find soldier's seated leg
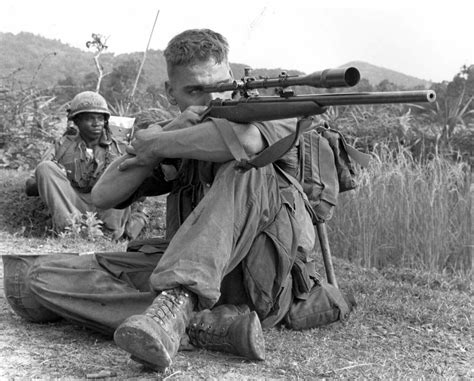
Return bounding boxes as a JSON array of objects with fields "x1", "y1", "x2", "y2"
[{"x1": 4, "y1": 251, "x2": 161, "y2": 336}]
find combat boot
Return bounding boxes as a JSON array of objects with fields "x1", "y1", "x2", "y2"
[
  {"x1": 114, "y1": 287, "x2": 196, "y2": 370},
  {"x1": 187, "y1": 304, "x2": 265, "y2": 361}
]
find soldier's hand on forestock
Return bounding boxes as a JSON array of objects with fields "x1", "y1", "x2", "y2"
[
  {"x1": 120, "y1": 125, "x2": 164, "y2": 172},
  {"x1": 119, "y1": 106, "x2": 208, "y2": 172}
]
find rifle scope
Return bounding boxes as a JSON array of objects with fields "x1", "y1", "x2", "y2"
[{"x1": 201, "y1": 67, "x2": 361, "y2": 93}]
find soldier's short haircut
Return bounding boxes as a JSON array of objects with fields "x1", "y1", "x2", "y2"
[{"x1": 164, "y1": 29, "x2": 229, "y2": 75}]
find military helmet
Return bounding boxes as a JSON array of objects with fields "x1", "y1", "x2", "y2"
[{"x1": 67, "y1": 91, "x2": 111, "y2": 120}]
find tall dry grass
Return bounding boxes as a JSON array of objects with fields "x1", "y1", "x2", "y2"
[{"x1": 328, "y1": 144, "x2": 472, "y2": 273}]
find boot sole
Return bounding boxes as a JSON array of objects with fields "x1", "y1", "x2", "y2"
[
  {"x1": 114, "y1": 316, "x2": 172, "y2": 370},
  {"x1": 247, "y1": 311, "x2": 266, "y2": 361}
]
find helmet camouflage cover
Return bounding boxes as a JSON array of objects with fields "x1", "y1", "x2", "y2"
[{"x1": 68, "y1": 91, "x2": 111, "y2": 120}]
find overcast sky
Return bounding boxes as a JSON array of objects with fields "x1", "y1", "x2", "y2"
[{"x1": 1, "y1": 0, "x2": 472, "y2": 83}]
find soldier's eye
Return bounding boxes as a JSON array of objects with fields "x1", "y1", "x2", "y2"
[{"x1": 189, "y1": 88, "x2": 202, "y2": 96}]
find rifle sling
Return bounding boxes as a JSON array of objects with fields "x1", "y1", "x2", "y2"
[
  {"x1": 210, "y1": 117, "x2": 250, "y2": 163},
  {"x1": 236, "y1": 118, "x2": 311, "y2": 171},
  {"x1": 209, "y1": 117, "x2": 310, "y2": 172}
]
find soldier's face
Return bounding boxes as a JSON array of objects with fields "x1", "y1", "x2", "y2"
[
  {"x1": 165, "y1": 58, "x2": 234, "y2": 112},
  {"x1": 74, "y1": 112, "x2": 106, "y2": 142}
]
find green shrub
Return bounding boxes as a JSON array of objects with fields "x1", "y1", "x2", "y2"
[
  {"x1": 0, "y1": 87, "x2": 64, "y2": 170},
  {"x1": 59, "y1": 211, "x2": 104, "y2": 241}
]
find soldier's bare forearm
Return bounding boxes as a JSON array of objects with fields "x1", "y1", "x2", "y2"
[{"x1": 91, "y1": 154, "x2": 153, "y2": 209}]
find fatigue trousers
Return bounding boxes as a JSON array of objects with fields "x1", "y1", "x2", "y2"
[
  {"x1": 36, "y1": 160, "x2": 131, "y2": 238},
  {"x1": 7, "y1": 162, "x2": 312, "y2": 335}
]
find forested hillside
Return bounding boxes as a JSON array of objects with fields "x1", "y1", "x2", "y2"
[
  {"x1": 0, "y1": 32, "x2": 110, "y2": 88},
  {"x1": 1, "y1": 32, "x2": 432, "y2": 91}
]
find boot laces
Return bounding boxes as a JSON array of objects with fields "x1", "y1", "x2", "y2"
[
  {"x1": 189, "y1": 317, "x2": 234, "y2": 347},
  {"x1": 146, "y1": 289, "x2": 188, "y2": 326}
]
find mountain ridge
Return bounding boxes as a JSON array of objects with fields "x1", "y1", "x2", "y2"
[
  {"x1": 0, "y1": 32, "x2": 431, "y2": 90},
  {"x1": 339, "y1": 60, "x2": 431, "y2": 89}
]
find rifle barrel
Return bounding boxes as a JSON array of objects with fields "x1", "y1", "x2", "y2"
[
  {"x1": 210, "y1": 90, "x2": 436, "y2": 107},
  {"x1": 302, "y1": 90, "x2": 436, "y2": 105}
]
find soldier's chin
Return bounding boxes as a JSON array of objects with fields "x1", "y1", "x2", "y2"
[{"x1": 85, "y1": 131, "x2": 102, "y2": 140}]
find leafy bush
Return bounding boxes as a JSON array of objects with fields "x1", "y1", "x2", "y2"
[
  {"x1": 59, "y1": 211, "x2": 104, "y2": 241},
  {"x1": 0, "y1": 87, "x2": 65, "y2": 170}
]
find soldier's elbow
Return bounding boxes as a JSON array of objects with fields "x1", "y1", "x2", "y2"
[{"x1": 236, "y1": 124, "x2": 265, "y2": 155}]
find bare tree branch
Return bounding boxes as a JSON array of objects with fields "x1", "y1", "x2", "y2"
[{"x1": 86, "y1": 34, "x2": 109, "y2": 92}]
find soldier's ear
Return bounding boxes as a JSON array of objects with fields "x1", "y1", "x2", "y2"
[{"x1": 165, "y1": 81, "x2": 178, "y2": 106}]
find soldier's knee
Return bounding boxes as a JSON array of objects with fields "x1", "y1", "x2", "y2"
[
  {"x1": 2, "y1": 255, "x2": 61, "y2": 323},
  {"x1": 35, "y1": 160, "x2": 58, "y2": 178}
]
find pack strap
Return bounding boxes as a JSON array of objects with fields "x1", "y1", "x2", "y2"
[
  {"x1": 318, "y1": 125, "x2": 371, "y2": 168},
  {"x1": 210, "y1": 117, "x2": 313, "y2": 171},
  {"x1": 241, "y1": 118, "x2": 310, "y2": 170},
  {"x1": 345, "y1": 144, "x2": 371, "y2": 168}
]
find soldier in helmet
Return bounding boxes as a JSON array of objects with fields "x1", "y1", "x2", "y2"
[{"x1": 25, "y1": 91, "x2": 148, "y2": 240}]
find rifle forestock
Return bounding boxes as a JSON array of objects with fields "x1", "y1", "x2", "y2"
[{"x1": 205, "y1": 90, "x2": 436, "y2": 123}]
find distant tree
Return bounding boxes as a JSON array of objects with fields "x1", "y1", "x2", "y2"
[
  {"x1": 448, "y1": 64, "x2": 474, "y2": 101},
  {"x1": 85, "y1": 33, "x2": 109, "y2": 92},
  {"x1": 463, "y1": 64, "x2": 474, "y2": 98},
  {"x1": 54, "y1": 76, "x2": 80, "y2": 104},
  {"x1": 100, "y1": 59, "x2": 145, "y2": 115},
  {"x1": 353, "y1": 78, "x2": 373, "y2": 92},
  {"x1": 102, "y1": 59, "x2": 141, "y2": 101},
  {"x1": 410, "y1": 64, "x2": 473, "y2": 156},
  {"x1": 376, "y1": 79, "x2": 399, "y2": 92},
  {"x1": 81, "y1": 72, "x2": 98, "y2": 92},
  {"x1": 145, "y1": 84, "x2": 167, "y2": 106},
  {"x1": 30, "y1": 52, "x2": 57, "y2": 88}
]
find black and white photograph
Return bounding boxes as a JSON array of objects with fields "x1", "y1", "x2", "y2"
[{"x1": 0, "y1": 0, "x2": 472, "y2": 379}]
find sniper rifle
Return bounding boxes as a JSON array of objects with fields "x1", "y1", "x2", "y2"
[{"x1": 201, "y1": 67, "x2": 436, "y2": 123}]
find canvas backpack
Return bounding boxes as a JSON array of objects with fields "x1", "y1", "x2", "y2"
[{"x1": 214, "y1": 116, "x2": 370, "y2": 222}]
